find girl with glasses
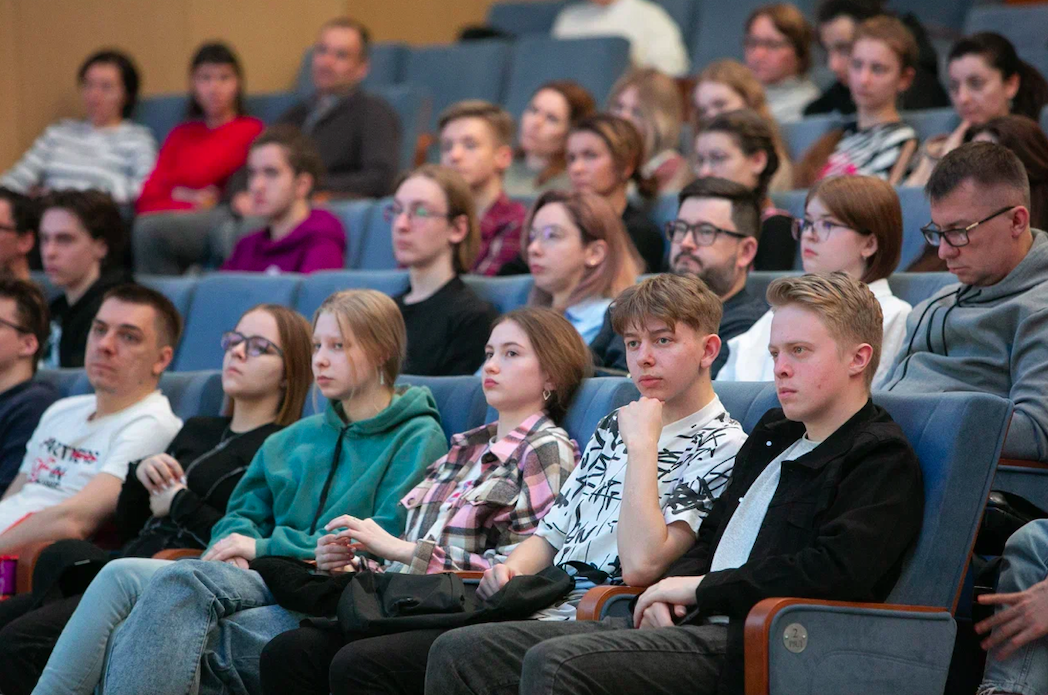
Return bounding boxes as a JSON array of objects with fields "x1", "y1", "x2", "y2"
[
  {"x1": 717, "y1": 175, "x2": 911, "y2": 385},
  {"x1": 1, "y1": 304, "x2": 313, "y2": 694},
  {"x1": 524, "y1": 190, "x2": 641, "y2": 345},
  {"x1": 387, "y1": 164, "x2": 498, "y2": 376},
  {"x1": 742, "y1": 4, "x2": 820, "y2": 124}
]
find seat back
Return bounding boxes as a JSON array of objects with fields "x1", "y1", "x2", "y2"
[
  {"x1": 174, "y1": 274, "x2": 302, "y2": 371},
  {"x1": 745, "y1": 271, "x2": 799, "y2": 306},
  {"x1": 504, "y1": 36, "x2": 631, "y2": 119},
  {"x1": 965, "y1": 5, "x2": 1048, "y2": 80},
  {"x1": 404, "y1": 41, "x2": 512, "y2": 130},
  {"x1": 462, "y1": 275, "x2": 533, "y2": 315},
  {"x1": 295, "y1": 270, "x2": 410, "y2": 319},
  {"x1": 905, "y1": 107, "x2": 960, "y2": 144},
  {"x1": 713, "y1": 381, "x2": 780, "y2": 433},
  {"x1": 655, "y1": 0, "x2": 700, "y2": 46},
  {"x1": 30, "y1": 271, "x2": 59, "y2": 302},
  {"x1": 356, "y1": 197, "x2": 398, "y2": 271},
  {"x1": 137, "y1": 275, "x2": 198, "y2": 321},
  {"x1": 35, "y1": 369, "x2": 92, "y2": 398},
  {"x1": 371, "y1": 84, "x2": 431, "y2": 170},
  {"x1": 886, "y1": 0, "x2": 973, "y2": 32},
  {"x1": 398, "y1": 375, "x2": 490, "y2": 444},
  {"x1": 158, "y1": 370, "x2": 225, "y2": 420},
  {"x1": 133, "y1": 94, "x2": 188, "y2": 143},
  {"x1": 245, "y1": 92, "x2": 299, "y2": 124},
  {"x1": 487, "y1": 1, "x2": 568, "y2": 35},
  {"x1": 780, "y1": 114, "x2": 842, "y2": 161},
  {"x1": 887, "y1": 273, "x2": 957, "y2": 307},
  {"x1": 325, "y1": 199, "x2": 376, "y2": 269},
  {"x1": 897, "y1": 185, "x2": 932, "y2": 271},
  {"x1": 558, "y1": 377, "x2": 639, "y2": 447}
]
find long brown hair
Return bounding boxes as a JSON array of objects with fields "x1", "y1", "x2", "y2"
[
  {"x1": 571, "y1": 114, "x2": 656, "y2": 200},
  {"x1": 394, "y1": 164, "x2": 480, "y2": 274},
  {"x1": 698, "y1": 109, "x2": 781, "y2": 202},
  {"x1": 524, "y1": 81, "x2": 597, "y2": 186},
  {"x1": 524, "y1": 190, "x2": 641, "y2": 311},
  {"x1": 492, "y1": 307, "x2": 593, "y2": 424}
]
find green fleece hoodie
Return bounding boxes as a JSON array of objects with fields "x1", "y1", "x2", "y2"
[{"x1": 207, "y1": 385, "x2": 448, "y2": 559}]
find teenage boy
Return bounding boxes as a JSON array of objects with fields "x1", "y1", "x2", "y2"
[
  {"x1": 221, "y1": 125, "x2": 346, "y2": 274},
  {"x1": 312, "y1": 273, "x2": 748, "y2": 693},
  {"x1": 0, "y1": 188, "x2": 39, "y2": 281},
  {"x1": 0, "y1": 279, "x2": 59, "y2": 494},
  {"x1": 0, "y1": 285, "x2": 184, "y2": 553},
  {"x1": 438, "y1": 100, "x2": 527, "y2": 276},
  {"x1": 40, "y1": 190, "x2": 131, "y2": 368},
  {"x1": 426, "y1": 272, "x2": 924, "y2": 695},
  {"x1": 592, "y1": 177, "x2": 768, "y2": 377}
]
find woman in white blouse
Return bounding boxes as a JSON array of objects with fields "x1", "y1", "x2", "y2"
[{"x1": 718, "y1": 175, "x2": 911, "y2": 386}]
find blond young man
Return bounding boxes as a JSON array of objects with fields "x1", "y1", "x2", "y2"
[
  {"x1": 438, "y1": 100, "x2": 527, "y2": 276},
  {"x1": 426, "y1": 272, "x2": 924, "y2": 695}
]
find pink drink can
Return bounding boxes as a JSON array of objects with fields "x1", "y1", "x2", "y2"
[{"x1": 0, "y1": 555, "x2": 16, "y2": 596}]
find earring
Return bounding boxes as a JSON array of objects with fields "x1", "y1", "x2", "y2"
[
  {"x1": 379, "y1": 371, "x2": 385, "y2": 386},
  {"x1": 542, "y1": 389, "x2": 551, "y2": 401}
]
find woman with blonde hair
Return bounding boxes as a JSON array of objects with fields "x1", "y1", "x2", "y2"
[
  {"x1": 608, "y1": 68, "x2": 691, "y2": 195},
  {"x1": 693, "y1": 60, "x2": 794, "y2": 191},
  {"x1": 387, "y1": 164, "x2": 498, "y2": 376},
  {"x1": 524, "y1": 189, "x2": 641, "y2": 345}
]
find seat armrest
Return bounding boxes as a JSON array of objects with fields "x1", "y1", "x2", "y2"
[
  {"x1": 451, "y1": 571, "x2": 485, "y2": 580},
  {"x1": 744, "y1": 598, "x2": 955, "y2": 695},
  {"x1": 577, "y1": 586, "x2": 644, "y2": 621},
  {"x1": 152, "y1": 548, "x2": 204, "y2": 561},
  {"x1": 14, "y1": 541, "x2": 56, "y2": 594},
  {"x1": 998, "y1": 458, "x2": 1048, "y2": 469}
]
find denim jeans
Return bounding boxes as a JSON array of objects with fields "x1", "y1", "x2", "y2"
[
  {"x1": 100, "y1": 558, "x2": 302, "y2": 695},
  {"x1": 424, "y1": 617, "x2": 728, "y2": 695},
  {"x1": 980, "y1": 519, "x2": 1048, "y2": 695}
]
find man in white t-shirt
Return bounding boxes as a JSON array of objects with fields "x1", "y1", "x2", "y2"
[
  {"x1": 0, "y1": 285, "x2": 184, "y2": 553},
  {"x1": 552, "y1": 0, "x2": 690, "y2": 77},
  {"x1": 475, "y1": 273, "x2": 747, "y2": 619}
]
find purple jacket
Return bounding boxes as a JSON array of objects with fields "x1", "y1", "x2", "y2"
[{"x1": 221, "y1": 208, "x2": 346, "y2": 274}]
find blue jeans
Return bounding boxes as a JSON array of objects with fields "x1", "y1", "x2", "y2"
[
  {"x1": 980, "y1": 519, "x2": 1048, "y2": 695},
  {"x1": 99, "y1": 558, "x2": 302, "y2": 695}
]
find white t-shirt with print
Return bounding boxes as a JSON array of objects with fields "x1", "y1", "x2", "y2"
[
  {"x1": 533, "y1": 396, "x2": 747, "y2": 619},
  {"x1": 0, "y1": 391, "x2": 182, "y2": 534}
]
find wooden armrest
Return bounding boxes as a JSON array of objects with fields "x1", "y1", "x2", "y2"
[
  {"x1": 14, "y1": 540, "x2": 55, "y2": 594},
  {"x1": 744, "y1": 597, "x2": 944, "y2": 695},
  {"x1": 998, "y1": 458, "x2": 1048, "y2": 469},
  {"x1": 451, "y1": 571, "x2": 485, "y2": 580},
  {"x1": 576, "y1": 585, "x2": 644, "y2": 621},
  {"x1": 152, "y1": 548, "x2": 204, "y2": 561}
]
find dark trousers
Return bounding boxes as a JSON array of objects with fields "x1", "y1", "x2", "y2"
[
  {"x1": 261, "y1": 625, "x2": 447, "y2": 695},
  {"x1": 425, "y1": 617, "x2": 729, "y2": 695},
  {"x1": 0, "y1": 594, "x2": 82, "y2": 695}
]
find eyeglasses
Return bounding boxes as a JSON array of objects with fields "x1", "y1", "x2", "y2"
[
  {"x1": 791, "y1": 217, "x2": 868, "y2": 242},
  {"x1": 527, "y1": 224, "x2": 572, "y2": 246},
  {"x1": 743, "y1": 37, "x2": 793, "y2": 52},
  {"x1": 221, "y1": 331, "x2": 283, "y2": 357},
  {"x1": 383, "y1": 202, "x2": 452, "y2": 225},
  {"x1": 664, "y1": 220, "x2": 747, "y2": 246},
  {"x1": 0, "y1": 316, "x2": 29, "y2": 334},
  {"x1": 920, "y1": 205, "x2": 1016, "y2": 248}
]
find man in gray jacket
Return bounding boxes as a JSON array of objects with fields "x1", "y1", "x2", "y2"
[{"x1": 882, "y1": 141, "x2": 1048, "y2": 461}]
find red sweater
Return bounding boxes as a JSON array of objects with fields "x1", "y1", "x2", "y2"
[{"x1": 136, "y1": 116, "x2": 264, "y2": 214}]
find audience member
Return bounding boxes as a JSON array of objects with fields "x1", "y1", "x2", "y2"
[
  {"x1": 39, "y1": 190, "x2": 131, "y2": 369},
  {"x1": 743, "y1": 4, "x2": 820, "y2": 123},
  {"x1": 0, "y1": 188, "x2": 39, "y2": 281},
  {"x1": 884, "y1": 142, "x2": 1048, "y2": 461},
  {"x1": 692, "y1": 60, "x2": 794, "y2": 191},
  {"x1": 0, "y1": 51, "x2": 156, "y2": 205},
  {"x1": 972, "y1": 116, "x2": 1048, "y2": 231},
  {"x1": 0, "y1": 285, "x2": 184, "y2": 554},
  {"x1": 257, "y1": 307, "x2": 591, "y2": 694},
  {"x1": 504, "y1": 82, "x2": 596, "y2": 199},
  {"x1": 567, "y1": 114, "x2": 665, "y2": 272},
  {"x1": 694, "y1": 109, "x2": 796, "y2": 270},
  {"x1": 552, "y1": 0, "x2": 689, "y2": 77},
  {"x1": 805, "y1": 0, "x2": 948, "y2": 116},
  {"x1": 221, "y1": 126, "x2": 345, "y2": 273},
  {"x1": 34, "y1": 289, "x2": 448, "y2": 695},
  {"x1": 719, "y1": 175, "x2": 911, "y2": 385},
  {"x1": 0, "y1": 304, "x2": 311, "y2": 695},
  {"x1": 796, "y1": 16, "x2": 919, "y2": 186},
  {"x1": 593, "y1": 178, "x2": 769, "y2": 376},
  {"x1": 277, "y1": 17, "x2": 401, "y2": 198},
  {"x1": 907, "y1": 32, "x2": 1048, "y2": 188},
  {"x1": 525, "y1": 190, "x2": 640, "y2": 345},
  {"x1": 426, "y1": 272, "x2": 922, "y2": 695},
  {"x1": 438, "y1": 101, "x2": 527, "y2": 276},
  {"x1": 0, "y1": 279, "x2": 58, "y2": 496},
  {"x1": 389, "y1": 165, "x2": 498, "y2": 375},
  {"x1": 608, "y1": 68, "x2": 692, "y2": 195}
]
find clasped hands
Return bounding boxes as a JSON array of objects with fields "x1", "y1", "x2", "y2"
[{"x1": 314, "y1": 515, "x2": 415, "y2": 573}]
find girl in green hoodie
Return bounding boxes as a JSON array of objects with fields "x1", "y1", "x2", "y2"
[{"x1": 32, "y1": 289, "x2": 449, "y2": 695}]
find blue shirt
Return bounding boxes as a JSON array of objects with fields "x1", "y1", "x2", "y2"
[
  {"x1": 565, "y1": 297, "x2": 613, "y2": 346},
  {"x1": 0, "y1": 378, "x2": 60, "y2": 494}
]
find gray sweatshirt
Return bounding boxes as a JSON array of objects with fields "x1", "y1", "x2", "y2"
[{"x1": 882, "y1": 229, "x2": 1048, "y2": 461}]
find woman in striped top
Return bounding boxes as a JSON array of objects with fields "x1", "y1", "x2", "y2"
[{"x1": 0, "y1": 50, "x2": 156, "y2": 206}]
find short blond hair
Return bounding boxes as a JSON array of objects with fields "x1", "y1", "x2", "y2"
[
  {"x1": 438, "y1": 100, "x2": 515, "y2": 148},
  {"x1": 766, "y1": 272, "x2": 882, "y2": 389},
  {"x1": 314, "y1": 289, "x2": 407, "y2": 388},
  {"x1": 611, "y1": 274, "x2": 722, "y2": 338}
]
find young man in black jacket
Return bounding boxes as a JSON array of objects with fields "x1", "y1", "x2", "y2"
[{"x1": 425, "y1": 272, "x2": 924, "y2": 695}]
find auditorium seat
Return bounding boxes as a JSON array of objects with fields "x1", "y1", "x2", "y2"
[
  {"x1": 462, "y1": 274, "x2": 534, "y2": 315},
  {"x1": 174, "y1": 274, "x2": 301, "y2": 371},
  {"x1": 403, "y1": 41, "x2": 512, "y2": 130},
  {"x1": 503, "y1": 35, "x2": 631, "y2": 120},
  {"x1": 399, "y1": 375, "x2": 490, "y2": 443},
  {"x1": 36, "y1": 369, "x2": 225, "y2": 421},
  {"x1": 886, "y1": 0, "x2": 974, "y2": 33},
  {"x1": 355, "y1": 197, "x2": 398, "y2": 271},
  {"x1": 714, "y1": 381, "x2": 779, "y2": 433},
  {"x1": 245, "y1": 92, "x2": 300, "y2": 124},
  {"x1": 295, "y1": 270, "x2": 410, "y2": 319},
  {"x1": 35, "y1": 369, "x2": 92, "y2": 399},
  {"x1": 897, "y1": 185, "x2": 932, "y2": 271},
  {"x1": 780, "y1": 114, "x2": 842, "y2": 161},
  {"x1": 133, "y1": 94, "x2": 188, "y2": 143},
  {"x1": 887, "y1": 272, "x2": 956, "y2": 307},
  {"x1": 371, "y1": 84, "x2": 431, "y2": 171},
  {"x1": 137, "y1": 275, "x2": 198, "y2": 321},
  {"x1": 964, "y1": 4, "x2": 1048, "y2": 80},
  {"x1": 326, "y1": 199, "x2": 376, "y2": 269},
  {"x1": 905, "y1": 107, "x2": 959, "y2": 144},
  {"x1": 557, "y1": 377, "x2": 639, "y2": 446},
  {"x1": 487, "y1": 1, "x2": 567, "y2": 36}
]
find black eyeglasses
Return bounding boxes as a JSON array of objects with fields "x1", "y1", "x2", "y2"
[
  {"x1": 920, "y1": 205, "x2": 1016, "y2": 248},
  {"x1": 791, "y1": 217, "x2": 869, "y2": 242},
  {"x1": 221, "y1": 331, "x2": 283, "y2": 357},
  {"x1": 664, "y1": 220, "x2": 748, "y2": 246},
  {"x1": 0, "y1": 316, "x2": 29, "y2": 334}
]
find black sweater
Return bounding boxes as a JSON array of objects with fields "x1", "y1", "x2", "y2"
[{"x1": 47, "y1": 271, "x2": 129, "y2": 368}]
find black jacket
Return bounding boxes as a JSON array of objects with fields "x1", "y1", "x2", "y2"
[
  {"x1": 47, "y1": 271, "x2": 130, "y2": 368},
  {"x1": 668, "y1": 400, "x2": 923, "y2": 694}
]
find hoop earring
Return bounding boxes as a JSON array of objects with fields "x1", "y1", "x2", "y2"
[{"x1": 542, "y1": 389, "x2": 551, "y2": 401}]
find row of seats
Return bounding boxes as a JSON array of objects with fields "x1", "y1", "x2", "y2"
[{"x1": 32, "y1": 268, "x2": 955, "y2": 373}]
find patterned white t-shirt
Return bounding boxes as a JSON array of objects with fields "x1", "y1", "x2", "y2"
[{"x1": 533, "y1": 396, "x2": 746, "y2": 619}]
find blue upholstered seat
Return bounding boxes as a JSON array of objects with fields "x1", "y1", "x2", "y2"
[
  {"x1": 295, "y1": 270, "x2": 410, "y2": 319},
  {"x1": 462, "y1": 275, "x2": 534, "y2": 316},
  {"x1": 487, "y1": 1, "x2": 567, "y2": 35},
  {"x1": 325, "y1": 199, "x2": 377, "y2": 270},
  {"x1": 36, "y1": 369, "x2": 225, "y2": 420},
  {"x1": 369, "y1": 84, "x2": 430, "y2": 171},
  {"x1": 398, "y1": 375, "x2": 490, "y2": 444},
  {"x1": 137, "y1": 275, "x2": 198, "y2": 321},
  {"x1": 133, "y1": 94, "x2": 188, "y2": 143},
  {"x1": 244, "y1": 92, "x2": 299, "y2": 124},
  {"x1": 355, "y1": 197, "x2": 398, "y2": 271},
  {"x1": 403, "y1": 41, "x2": 512, "y2": 130}
]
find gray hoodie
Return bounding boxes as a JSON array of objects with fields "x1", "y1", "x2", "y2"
[{"x1": 882, "y1": 229, "x2": 1048, "y2": 460}]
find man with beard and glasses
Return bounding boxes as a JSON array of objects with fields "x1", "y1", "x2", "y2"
[{"x1": 592, "y1": 177, "x2": 768, "y2": 376}]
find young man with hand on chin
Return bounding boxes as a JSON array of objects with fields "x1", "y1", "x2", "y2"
[{"x1": 426, "y1": 272, "x2": 924, "y2": 695}]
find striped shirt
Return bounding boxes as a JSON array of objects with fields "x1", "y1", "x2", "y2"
[
  {"x1": 387, "y1": 412, "x2": 580, "y2": 575},
  {"x1": 818, "y1": 120, "x2": 917, "y2": 182},
  {"x1": 1, "y1": 119, "x2": 157, "y2": 204}
]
